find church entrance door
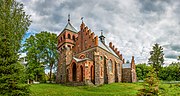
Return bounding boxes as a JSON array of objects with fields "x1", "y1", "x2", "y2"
[
  {"x1": 72, "y1": 63, "x2": 76, "y2": 81},
  {"x1": 90, "y1": 65, "x2": 95, "y2": 84}
]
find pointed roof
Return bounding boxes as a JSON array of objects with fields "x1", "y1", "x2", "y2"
[
  {"x1": 63, "y1": 14, "x2": 78, "y2": 33},
  {"x1": 98, "y1": 40, "x2": 119, "y2": 58},
  {"x1": 63, "y1": 22, "x2": 78, "y2": 33}
]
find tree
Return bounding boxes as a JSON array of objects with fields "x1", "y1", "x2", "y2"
[
  {"x1": 137, "y1": 66, "x2": 160, "y2": 96},
  {"x1": 136, "y1": 63, "x2": 151, "y2": 80},
  {"x1": 0, "y1": 0, "x2": 31, "y2": 95},
  {"x1": 148, "y1": 43, "x2": 164, "y2": 77},
  {"x1": 36, "y1": 32, "x2": 58, "y2": 83},
  {"x1": 23, "y1": 31, "x2": 58, "y2": 83},
  {"x1": 23, "y1": 35, "x2": 45, "y2": 83}
]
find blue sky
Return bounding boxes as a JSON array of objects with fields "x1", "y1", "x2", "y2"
[{"x1": 18, "y1": 0, "x2": 180, "y2": 65}]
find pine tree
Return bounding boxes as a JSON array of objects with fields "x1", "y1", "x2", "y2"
[
  {"x1": 148, "y1": 43, "x2": 164, "y2": 77},
  {"x1": 0, "y1": 0, "x2": 31, "y2": 95},
  {"x1": 137, "y1": 66, "x2": 160, "y2": 96}
]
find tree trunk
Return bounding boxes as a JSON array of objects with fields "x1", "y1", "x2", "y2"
[
  {"x1": 49, "y1": 64, "x2": 53, "y2": 83},
  {"x1": 36, "y1": 75, "x2": 38, "y2": 82}
]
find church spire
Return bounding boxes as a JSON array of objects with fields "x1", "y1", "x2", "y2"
[
  {"x1": 99, "y1": 30, "x2": 105, "y2": 44},
  {"x1": 63, "y1": 14, "x2": 78, "y2": 32}
]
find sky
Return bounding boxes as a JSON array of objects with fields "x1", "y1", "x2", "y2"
[{"x1": 17, "y1": 0, "x2": 180, "y2": 65}]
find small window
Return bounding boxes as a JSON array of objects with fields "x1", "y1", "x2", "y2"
[
  {"x1": 63, "y1": 34, "x2": 65, "y2": 39},
  {"x1": 73, "y1": 35, "x2": 76, "y2": 41},
  {"x1": 68, "y1": 34, "x2": 71, "y2": 39},
  {"x1": 61, "y1": 37, "x2": 62, "y2": 41},
  {"x1": 79, "y1": 55, "x2": 85, "y2": 59},
  {"x1": 101, "y1": 67, "x2": 103, "y2": 76},
  {"x1": 60, "y1": 75, "x2": 62, "y2": 80},
  {"x1": 100, "y1": 56, "x2": 103, "y2": 60},
  {"x1": 84, "y1": 40, "x2": 87, "y2": 48}
]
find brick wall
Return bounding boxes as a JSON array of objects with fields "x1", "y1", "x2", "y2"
[
  {"x1": 73, "y1": 22, "x2": 98, "y2": 54},
  {"x1": 122, "y1": 68, "x2": 132, "y2": 82}
]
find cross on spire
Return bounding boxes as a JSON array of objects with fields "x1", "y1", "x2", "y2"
[
  {"x1": 68, "y1": 14, "x2": 70, "y2": 23},
  {"x1": 100, "y1": 30, "x2": 103, "y2": 36}
]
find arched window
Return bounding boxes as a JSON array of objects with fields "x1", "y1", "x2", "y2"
[
  {"x1": 80, "y1": 66, "x2": 83, "y2": 82},
  {"x1": 118, "y1": 63, "x2": 120, "y2": 74},
  {"x1": 63, "y1": 34, "x2": 65, "y2": 39},
  {"x1": 66, "y1": 69, "x2": 69, "y2": 82},
  {"x1": 73, "y1": 35, "x2": 76, "y2": 41},
  {"x1": 67, "y1": 45, "x2": 71, "y2": 49},
  {"x1": 108, "y1": 59, "x2": 113, "y2": 73},
  {"x1": 79, "y1": 54, "x2": 85, "y2": 59},
  {"x1": 68, "y1": 34, "x2": 71, "y2": 39}
]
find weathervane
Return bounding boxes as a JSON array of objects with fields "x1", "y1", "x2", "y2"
[{"x1": 81, "y1": 17, "x2": 84, "y2": 22}]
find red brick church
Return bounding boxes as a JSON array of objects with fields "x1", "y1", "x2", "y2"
[{"x1": 56, "y1": 16, "x2": 137, "y2": 85}]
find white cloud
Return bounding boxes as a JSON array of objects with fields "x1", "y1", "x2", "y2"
[{"x1": 17, "y1": 0, "x2": 180, "y2": 64}]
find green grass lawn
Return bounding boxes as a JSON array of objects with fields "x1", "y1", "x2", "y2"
[{"x1": 30, "y1": 83, "x2": 180, "y2": 96}]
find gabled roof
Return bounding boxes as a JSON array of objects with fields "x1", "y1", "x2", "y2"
[
  {"x1": 98, "y1": 40, "x2": 119, "y2": 58},
  {"x1": 73, "y1": 57, "x2": 92, "y2": 62},
  {"x1": 63, "y1": 22, "x2": 78, "y2": 33}
]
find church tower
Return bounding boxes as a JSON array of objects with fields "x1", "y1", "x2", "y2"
[{"x1": 56, "y1": 15, "x2": 78, "y2": 83}]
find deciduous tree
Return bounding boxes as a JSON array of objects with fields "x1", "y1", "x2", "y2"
[
  {"x1": 136, "y1": 63, "x2": 150, "y2": 80},
  {"x1": 23, "y1": 31, "x2": 58, "y2": 83},
  {"x1": 23, "y1": 35, "x2": 45, "y2": 83}
]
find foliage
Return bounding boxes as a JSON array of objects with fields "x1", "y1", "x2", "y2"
[
  {"x1": 148, "y1": 43, "x2": 164, "y2": 77},
  {"x1": 159, "y1": 62, "x2": 180, "y2": 81},
  {"x1": 137, "y1": 62, "x2": 180, "y2": 81},
  {"x1": 136, "y1": 63, "x2": 151, "y2": 80},
  {"x1": 0, "y1": 0, "x2": 31, "y2": 95},
  {"x1": 137, "y1": 66, "x2": 160, "y2": 96},
  {"x1": 23, "y1": 31, "x2": 58, "y2": 83},
  {"x1": 23, "y1": 35, "x2": 45, "y2": 82}
]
